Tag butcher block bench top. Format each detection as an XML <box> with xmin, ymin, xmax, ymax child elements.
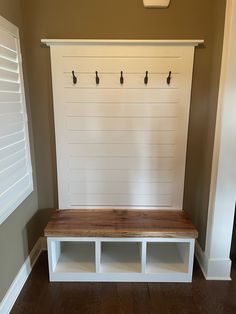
<box><xmin>44</xmin><ymin>209</ymin><xmax>198</xmax><ymax>239</ymax></box>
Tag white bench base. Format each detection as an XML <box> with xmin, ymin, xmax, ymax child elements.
<box><xmin>47</xmin><ymin>237</ymin><xmax>195</xmax><ymax>282</ymax></box>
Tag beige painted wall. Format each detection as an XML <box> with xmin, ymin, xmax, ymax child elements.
<box><xmin>184</xmin><ymin>0</ymin><xmax>226</xmax><ymax>248</ymax></box>
<box><xmin>0</xmin><ymin>0</ymin><xmax>227</xmax><ymax>302</ymax></box>
<box><xmin>0</xmin><ymin>0</ymin><xmax>41</xmax><ymax>302</ymax></box>
<box><xmin>21</xmin><ymin>0</ymin><xmax>226</xmax><ymax>249</ymax></box>
<box><xmin>0</xmin><ymin>0</ymin><xmax>226</xmax><ymax>304</ymax></box>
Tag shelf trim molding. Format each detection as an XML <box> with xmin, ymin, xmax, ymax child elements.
<box><xmin>41</xmin><ymin>39</ymin><xmax>204</xmax><ymax>47</ymax></box>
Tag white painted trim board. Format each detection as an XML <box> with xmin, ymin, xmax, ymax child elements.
<box><xmin>0</xmin><ymin>238</ymin><xmax>44</xmax><ymax>314</ymax></box>
<box><xmin>41</xmin><ymin>39</ymin><xmax>204</xmax><ymax>47</ymax></box>
<box><xmin>195</xmin><ymin>241</ymin><xmax>231</xmax><ymax>281</ymax></box>
<box><xmin>202</xmin><ymin>0</ymin><xmax>236</xmax><ymax>279</ymax></box>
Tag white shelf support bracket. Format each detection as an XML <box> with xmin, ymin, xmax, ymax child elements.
<box><xmin>142</xmin><ymin>241</ymin><xmax>147</xmax><ymax>273</ymax></box>
<box><xmin>96</xmin><ymin>240</ymin><xmax>101</xmax><ymax>273</ymax></box>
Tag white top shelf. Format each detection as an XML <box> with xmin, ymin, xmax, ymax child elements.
<box><xmin>41</xmin><ymin>39</ymin><xmax>204</xmax><ymax>47</ymax></box>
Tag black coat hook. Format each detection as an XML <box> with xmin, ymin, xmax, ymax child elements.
<box><xmin>72</xmin><ymin>71</ymin><xmax>77</xmax><ymax>85</ymax></box>
<box><xmin>167</xmin><ymin>71</ymin><xmax>172</xmax><ymax>85</ymax></box>
<box><xmin>95</xmin><ymin>71</ymin><xmax>100</xmax><ymax>85</ymax></box>
<box><xmin>144</xmin><ymin>71</ymin><xmax>148</xmax><ymax>85</ymax></box>
<box><xmin>120</xmin><ymin>71</ymin><xmax>124</xmax><ymax>85</ymax></box>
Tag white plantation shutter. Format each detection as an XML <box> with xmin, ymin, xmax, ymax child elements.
<box><xmin>0</xmin><ymin>16</ymin><xmax>33</xmax><ymax>224</ymax></box>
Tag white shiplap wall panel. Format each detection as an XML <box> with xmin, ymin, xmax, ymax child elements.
<box><xmin>64</xmin><ymin>89</ymin><xmax>179</xmax><ymax>103</ymax></box>
<box><xmin>69</xmin><ymin>157</ymin><xmax>174</xmax><ymax>171</ymax></box>
<box><xmin>67</xmin><ymin>130</ymin><xmax>176</xmax><ymax>144</ymax></box>
<box><xmin>67</xmin><ymin>117</ymin><xmax>178</xmax><ymax>131</ymax></box>
<box><xmin>69</xmin><ymin>182</ymin><xmax>173</xmax><ymax>195</ymax></box>
<box><xmin>68</xmin><ymin>169</ymin><xmax>174</xmax><ymax>183</ymax></box>
<box><xmin>68</xmin><ymin>143</ymin><xmax>175</xmax><ymax>157</ymax></box>
<box><xmin>69</xmin><ymin>194</ymin><xmax>172</xmax><ymax>207</ymax></box>
<box><xmin>0</xmin><ymin>16</ymin><xmax>33</xmax><ymax>224</ymax></box>
<box><xmin>65</xmin><ymin>103</ymin><xmax>179</xmax><ymax>117</ymax></box>
<box><xmin>46</xmin><ymin>40</ymin><xmax>198</xmax><ymax>209</ymax></box>
<box><xmin>62</xmin><ymin>57</ymin><xmax>182</xmax><ymax>73</ymax></box>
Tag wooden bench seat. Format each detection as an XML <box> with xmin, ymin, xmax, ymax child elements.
<box><xmin>45</xmin><ymin>209</ymin><xmax>198</xmax><ymax>283</ymax></box>
<box><xmin>44</xmin><ymin>209</ymin><xmax>198</xmax><ymax>239</ymax></box>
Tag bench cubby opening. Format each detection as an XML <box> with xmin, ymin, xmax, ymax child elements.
<box><xmin>100</xmin><ymin>241</ymin><xmax>142</xmax><ymax>273</ymax></box>
<box><xmin>49</xmin><ymin>240</ymin><xmax>96</xmax><ymax>274</ymax></box>
<box><xmin>146</xmin><ymin>241</ymin><xmax>190</xmax><ymax>274</ymax></box>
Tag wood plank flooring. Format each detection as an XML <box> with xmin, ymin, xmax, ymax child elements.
<box><xmin>11</xmin><ymin>252</ymin><xmax>236</xmax><ymax>314</ymax></box>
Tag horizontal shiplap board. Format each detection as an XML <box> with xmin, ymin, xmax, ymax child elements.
<box><xmin>0</xmin><ymin>121</ymin><xmax>23</xmax><ymax>137</ymax></box>
<box><xmin>0</xmin><ymin>91</ymin><xmax>21</xmax><ymax>102</ymax></box>
<box><xmin>0</xmin><ymin>149</ymin><xmax>26</xmax><ymax>172</ymax></box>
<box><xmin>0</xmin><ymin>159</ymin><xmax>27</xmax><ymax>194</ymax></box>
<box><xmin>0</xmin><ymin>68</ymin><xmax>18</xmax><ymax>82</ymax></box>
<box><xmin>65</xmin><ymin>103</ymin><xmax>180</xmax><ymax>117</ymax></box>
<box><xmin>67</xmin><ymin>130</ymin><xmax>176</xmax><ymax>144</ymax></box>
<box><xmin>0</xmin><ymin>46</ymin><xmax>17</xmax><ymax>61</ymax></box>
<box><xmin>0</xmin><ymin>131</ymin><xmax>24</xmax><ymax>148</ymax></box>
<box><xmin>69</xmin><ymin>193</ymin><xmax>172</xmax><ymax>207</ymax></box>
<box><xmin>0</xmin><ymin>140</ymin><xmax>25</xmax><ymax>160</ymax></box>
<box><xmin>63</xmin><ymin>57</ymin><xmax>182</xmax><ymax>73</ymax></box>
<box><xmin>64</xmin><ymin>89</ymin><xmax>179</xmax><ymax>103</ymax></box>
<box><xmin>0</xmin><ymin>29</ymin><xmax>16</xmax><ymax>51</ymax></box>
<box><xmin>69</xmin><ymin>181</ymin><xmax>172</xmax><ymax>195</ymax></box>
<box><xmin>68</xmin><ymin>169</ymin><xmax>174</xmax><ymax>183</ymax></box>
<box><xmin>58</xmin><ymin>44</ymin><xmax>188</xmax><ymax>58</ymax></box>
<box><xmin>69</xmin><ymin>157</ymin><xmax>174</xmax><ymax>170</ymax></box>
<box><xmin>67</xmin><ymin>117</ymin><xmax>177</xmax><ymax>131</ymax></box>
<box><xmin>68</xmin><ymin>143</ymin><xmax>175</xmax><ymax>157</ymax></box>
<box><xmin>64</xmin><ymin>73</ymin><xmax>180</xmax><ymax>89</ymax></box>
<box><xmin>0</xmin><ymin>102</ymin><xmax>21</xmax><ymax>114</ymax></box>
<box><xmin>0</xmin><ymin>56</ymin><xmax>18</xmax><ymax>72</ymax></box>
<box><xmin>0</xmin><ymin>80</ymin><xmax>20</xmax><ymax>92</ymax></box>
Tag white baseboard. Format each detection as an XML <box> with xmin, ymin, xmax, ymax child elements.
<box><xmin>0</xmin><ymin>237</ymin><xmax>44</xmax><ymax>314</ymax></box>
<box><xmin>195</xmin><ymin>241</ymin><xmax>232</xmax><ymax>280</ymax></box>
<box><xmin>41</xmin><ymin>236</ymin><xmax>47</xmax><ymax>251</ymax></box>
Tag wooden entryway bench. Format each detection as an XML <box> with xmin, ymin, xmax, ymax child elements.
<box><xmin>44</xmin><ymin>209</ymin><xmax>198</xmax><ymax>282</ymax></box>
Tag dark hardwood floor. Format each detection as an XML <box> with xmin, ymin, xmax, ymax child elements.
<box><xmin>11</xmin><ymin>252</ymin><xmax>236</xmax><ymax>314</ymax></box>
